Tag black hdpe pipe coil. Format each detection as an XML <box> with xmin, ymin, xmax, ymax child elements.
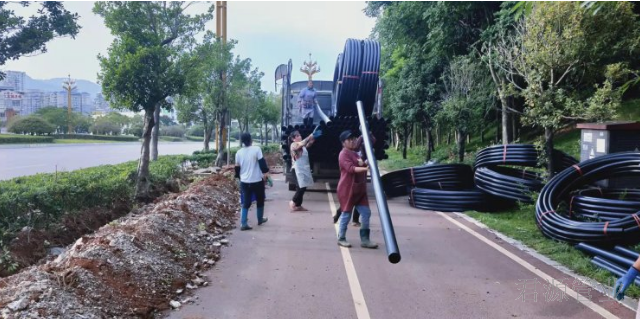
<box><xmin>409</xmin><ymin>187</ymin><xmax>496</xmax><ymax>212</ymax></box>
<box><xmin>336</xmin><ymin>39</ymin><xmax>362</xmax><ymax>117</ymax></box>
<box><xmin>567</xmin><ymin>188</ymin><xmax>640</xmax><ymax>222</ymax></box>
<box><xmin>474</xmin><ymin>144</ymin><xmax>578</xmax><ymax>203</ymax></box>
<box><xmin>614</xmin><ymin>245</ymin><xmax>640</xmax><ymax>260</ymax></box>
<box><xmin>381</xmin><ymin>164</ymin><xmax>473</xmax><ymax>198</ymax></box>
<box><xmin>536</xmin><ymin>152</ymin><xmax>640</xmax><ymax>245</ymax></box>
<box><xmin>357</xmin><ymin>40</ymin><xmax>380</xmax><ymax>116</ymax></box>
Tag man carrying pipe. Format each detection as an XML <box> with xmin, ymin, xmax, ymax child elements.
<box><xmin>335</xmin><ymin>129</ymin><xmax>378</xmax><ymax>249</ymax></box>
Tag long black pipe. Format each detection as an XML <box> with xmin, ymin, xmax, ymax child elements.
<box><xmin>591</xmin><ymin>256</ymin><xmax>640</xmax><ymax>286</ymax></box>
<box><xmin>575</xmin><ymin>242</ymin><xmax>636</xmax><ymax>267</ymax></box>
<box><xmin>357</xmin><ymin>101</ymin><xmax>400</xmax><ymax>264</ymax></box>
<box><xmin>614</xmin><ymin>245</ymin><xmax>640</xmax><ymax>260</ymax></box>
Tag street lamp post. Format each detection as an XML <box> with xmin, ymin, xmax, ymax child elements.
<box><xmin>62</xmin><ymin>74</ymin><xmax>76</xmax><ymax>134</ymax></box>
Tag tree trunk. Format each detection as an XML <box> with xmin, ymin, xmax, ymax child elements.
<box><xmin>136</xmin><ymin>109</ymin><xmax>155</xmax><ymax>201</ymax></box>
<box><xmin>500</xmin><ymin>94</ymin><xmax>509</xmax><ymax>145</ymax></box>
<box><xmin>394</xmin><ymin>130</ymin><xmax>400</xmax><ymax>151</ymax></box>
<box><xmin>435</xmin><ymin>126</ymin><xmax>440</xmax><ymax>147</ymax></box>
<box><xmin>511</xmin><ymin>112</ymin><xmax>517</xmax><ymax>142</ymax></box>
<box><xmin>402</xmin><ymin>126</ymin><xmax>409</xmax><ymax>159</ymax></box>
<box><xmin>457</xmin><ymin>130</ymin><xmax>466</xmax><ymax>163</ymax></box>
<box><xmin>429</xmin><ymin>130</ymin><xmax>435</xmax><ymax>152</ymax></box>
<box><xmin>480</xmin><ymin>123</ymin><xmax>485</xmax><ymax>144</ymax></box>
<box><xmin>447</xmin><ymin>130</ymin><xmax>452</xmax><ymax>145</ymax></box>
<box><xmin>151</xmin><ymin>103</ymin><xmax>161</xmax><ymax>161</ymax></box>
<box><xmin>545</xmin><ymin>127</ymin><xmax>555</xmax><ymax>178</ymax></box>
<box><xmin>215</xmin><ymin>111</ymin><xmax>227</xmax><ymax>167</ymax></box>
<box><xmin>425</xmin><ymin>128</ymin><xmax>433</xmax><ymax>162</ymax></box>
<box><xmin>203</xmin><ymin>126</ymin><xmax>212</xmax><ymax>152</ymax></box>
<box><xmin>264</xmin><ymin>122</ymin><xmax>268</xmax><ymax>145</ymax></box>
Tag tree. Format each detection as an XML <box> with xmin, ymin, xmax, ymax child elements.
<box><xmin>175</xmin><ymin>32</ymin><xmax>254</xmax><ymax>154</ymax></box>
<box><xmin>159</xmin><ymin>115</ymin><xmax>176</xmax><ymax>126</ymax></box>
<box><xmin>441</xmin><ymin>56</ymin><xmax>493</xmax><ymax>162</ymax></box>
<box><xmin>125</xmin><ymin>114</ymin><xmax>144</xmax><ymax>137</ymax></box>
<box><xmin>0</xmin><ymin>2</ymin><xmax>80</xmax><ymax>79</ymax></box>
<box><xmin>90</xmin><ymin>118</ymin><xmax>122</xmax><ymax>135</ymax></box>
<box><xmin>36</xmin><ymin>107</ymin><xmax>69</xmax><ymax>133</ymax></box>
<box><xmin>160</xmin><ymin>125</ymin><xmax>185</xmax><ymax>137</ymax></box>
<box><xmin>35</xmin><ymin>107</ymin><xmax>93</xmax><ymax>134</ymax></box>
<box><xmin>495</xmin><ymin>2</ymin><xmax>639</xmax><ymax>175</ymax></box>
<box><xmin>95</xmin><ymin>1</ymin><xmax>213</xmax><ymax>200</ymax></box>
<box><xmin>255</xmin><ymin>92</ymin><xmax>280</xmax><ymax>145</ymax></box>
<box><xmin>367</xmin><ymin>2</ymin><xmax>501</xmax><ymax>160</ymax></box>
<box><xmin>8</xmin><ymin>116</ymin><xmax>55</xmax><ymax>135</ymax></box>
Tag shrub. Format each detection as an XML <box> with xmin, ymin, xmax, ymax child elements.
<box><xmin>7</xmin><ymin>116</ymin><xmax>55</xmax><ymax>135</ymax></box>
<box><xmin>160</xmin><ymin>125</ymin><xmax>186</xmax><ymax>137</ymax></box>
<box><xmin>187</xmin><ymin>124</ymin><xmax>205</xmax><ymax>137</ymax></box>
<box><xmin>0</xmin><ymin>134</ymin><xmax>54</xmax><ymax>144</ymax></box>
<box><xmin>52</xmin><ymin>134</ymin><xmax>139</xmax><ymax>142</ymax></box>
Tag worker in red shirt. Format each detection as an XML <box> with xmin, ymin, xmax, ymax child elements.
<box><xmin>336</xmin><ymin>130</ymin><xmax>378</xmax><ymax>249</ymax></box>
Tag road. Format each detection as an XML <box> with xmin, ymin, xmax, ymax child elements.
<box><xmin>168</xmin><ymin>176</ymin><xmax>636</xmax><ymax>319</ymax></box>
<box><xmin>0</xmin><ymin>142</ymin><xmax>209</xmax><ymax>180</ymax></box>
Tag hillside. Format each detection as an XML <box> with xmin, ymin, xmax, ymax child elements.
<box><xmin>23</xmin><ymin>74</ymin><xmax>101</xmax><ymax>97</ymax></box>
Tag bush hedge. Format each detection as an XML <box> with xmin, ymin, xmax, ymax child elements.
<box><xmin>186</xmin><ymin>135</ymin><xmax>204</xmax><ymax>142</ymax></box>
<box><xmin>52</xmin><ymin>134</ymin><xmax>139</xmax><ymax>142</ymax></box>
<box><xmin>0</xmin><ymin>135</ymin><xmax>54</xmax><ymax>144</ymax></box>
<box><xmin>0</xmin><ymin>155</ymin><xmax>187</xmax><ymax>246</ymax></box>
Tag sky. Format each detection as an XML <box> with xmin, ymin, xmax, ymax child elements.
<box><xmin>4</xmin><ymin>1</ymin><xmax>377</xmax><ymax>93</ymax></box>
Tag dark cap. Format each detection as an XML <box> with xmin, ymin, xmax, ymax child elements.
<box><xmin>240</xmin><ymin>132</ymin><xmax>252</xmax><ymax>147</ymax></box>
<box><xmin>339</xmin><ymin>130</ymin><xmax>357</xmax><ymax>143</ymax></box>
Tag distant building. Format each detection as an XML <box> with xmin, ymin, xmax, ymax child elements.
<box><xmin>0</xmin><ymin>91</ymin><xmax>23</xmax><ymax>122</ymax></box>
<box><xmin>0</xmin><ymin>71</ymin><xmax>25</xmax><ymax>92</ymax></box>
<box><xmin>42</xmin><ymin>90</ymin><xmax>94</xmax><ymax>115</ymax></box>
<box><xmin>21</xmin><ymin>90</ymin><xmax>46</xmax><ymax>115</ymax></box>
<box><xmin>93</xmin><ymin>93</ymin><xmax>111</xmax><ymax>115</ymax></box>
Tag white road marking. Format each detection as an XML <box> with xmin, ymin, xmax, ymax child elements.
<box><xmin>436</xmin><ymin>211</ymin><xmax>619</xmax><ymax>319</ymax></box>
<box><xmin>326</xmin><ymin>182</ymin><xmax>371</xmax><ymax>319</ymax></box>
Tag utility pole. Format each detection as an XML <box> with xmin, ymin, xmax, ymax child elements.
<box><xmin>215</xmin><ymin>1</ymin><xmax>229</xmax><ymax>164</ymax></box>
<box><xmin>62</xmin><ymin>74</ymin><xmax>76</xmax><ymax>134</ymax></box>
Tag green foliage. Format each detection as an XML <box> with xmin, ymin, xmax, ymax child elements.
<box><xmin>0</xmin><ymin>2</ymin><xmax>80</xmax><ymax>77</ymax></box>
<box><xmin>34</xmin><ymin>107</ymin><xmax>94</xmax><ymax>134</ymax></box>
<box><xmin>185</xmin><ymin>135</ymin><xmax>204</xmax><ymax>142</ymax></box>
<box><xmin>511</xmin><ymin>2</ymin><xmax>639</xmax><ymax>131</ymax></box>
<box><xmin>95</xmin><ymin>1</ymin><xmax>213</xmax><ymax>199</ymax></box>
<box><xmin>175</xmin><ymin>31</ymin><xmax>260</xmax><ymax>152</ymax></box>
<box><xmin>159</xmin><ymin>136</ymin><xmax>183</xmax><ymax>142</ymax></box>
<box><xmin>0</xmin><ymin>134</ymin><xmax>54</xmax><ymax>144</ymax></box>
<box><xmin>90</xmin><ymin>119</ymin><xmax>122</xmax><ymax>135</ymax></box>
<box><xmin>52</xmin><ymin>134</ymin><xmax>139</xmax><ymax>142</ymax></box>
<box><xmin>124</xmin><ymin>114</ymin><xmax>144</xmax><ymax>137</ymax></box>
<box><xmin>187</xmin><ymin>124</ymin><xmax>205</xmax><ymax>137</ymax></box>
<box><xmin>7</xmin><ymin>116</ymin><xmax>56</xmax><ymax>135</ymax></box>
<box><xmin>187</xmin><ymin>150</ymin><xmax>216</xmax><ymax>167</ymax></box>
<box><xmin>0</xmin><ymin>155</ymin><xmax>186</xmax><ymax>246</ymax></box>
<box><xmin>159</xmin><ymin>125</ymin><xmax>185</xmax><ymax>137</ymax></box>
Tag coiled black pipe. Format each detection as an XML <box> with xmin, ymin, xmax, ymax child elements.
<box><xmin>536</xmin><ymin>152</ymin><xmax>640</xmax><ymax>245</ymax></box>
<box><xmin>336</xmin><ymin>39</ymin><xmax>362</xmax><ymax>116</ymax></box>
<box><xmin>567</xmin><ymin>188</ymin><xmax>640</xmax><ymax>222</ymax></box>
<box><xmin>474</xmin><ymin>144</ymin><xmax>578</xmax><ymax>203</ymax></box>
<box><xmin>409</xmin><ymin>187</ymin><xmax>496</xmax><ymax>212</ymax></box>
<box><xmin>474</xmin><ymin>166</ymin><xmax>544</xmax><ymax>203</ymax></box>
<box><xmin>381</xmin><ymin>164</ymin><xmax>473</xmax><ymax>198</ymax></box>
<box><xmin>474</xmin><ymin>144</ymin><xmax>577</xmax><ymax>172</ymax></box>
<box><xmin>357</xmin><ymin>40</ymin><xmax>380</xmax><ymax>116</ymax></box>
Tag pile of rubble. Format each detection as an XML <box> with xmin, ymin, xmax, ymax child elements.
<box><xmin>0</xmin><ymin>173</ymin><xmax>239</xmax><ymax>318</ymax></box>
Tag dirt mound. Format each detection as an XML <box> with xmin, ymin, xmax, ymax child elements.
<box><xmin>0</xmin><ymin>174</ymin><xmax>239</xmax><ymax>318</ymax></box>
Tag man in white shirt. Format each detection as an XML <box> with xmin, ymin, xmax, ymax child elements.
<box><xmin>235</xmin><ymin>132</ymin><xmax>270</xmax><ymax>230</ymax></box>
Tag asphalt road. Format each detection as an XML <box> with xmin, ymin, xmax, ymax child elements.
<box><xmin>168</xmin><ymin>176</ymin><xmax>636</xmax><ymax>319</ymax></box>
<box><xmin>0</xmin><ymin>142</ymin><xmax>208</xmax><ymax>180</ymax></box>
